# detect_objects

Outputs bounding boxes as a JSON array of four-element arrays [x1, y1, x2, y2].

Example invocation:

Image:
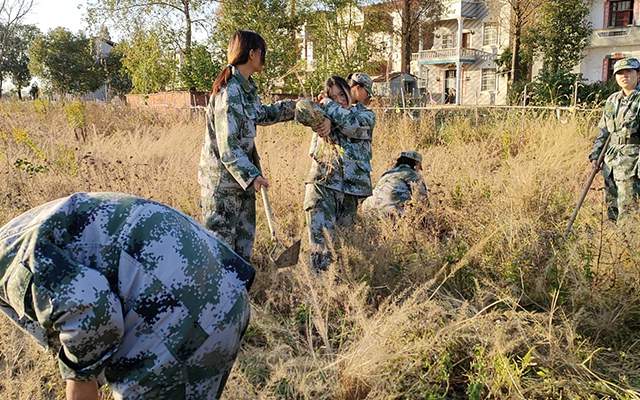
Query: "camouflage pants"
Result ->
[[202, 187, 256, 260], [304, 183, 359, 272], [602, 167, 619, 221], [613, 175, 640, 221]]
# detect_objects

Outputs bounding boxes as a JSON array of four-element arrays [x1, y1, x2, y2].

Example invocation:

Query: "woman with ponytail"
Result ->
[[199, 30, 315, 261]]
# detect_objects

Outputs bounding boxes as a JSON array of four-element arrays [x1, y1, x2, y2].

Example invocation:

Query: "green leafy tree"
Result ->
[[213, 0, 301, 94], [179, 43, 220, 92], [101, 47, 133, 97], [529, 0, 592, 75], [118, 29, 177, 94], [0, 24, 39, 99], [29, 27, 105, 96], [0, 0, 35, 97]]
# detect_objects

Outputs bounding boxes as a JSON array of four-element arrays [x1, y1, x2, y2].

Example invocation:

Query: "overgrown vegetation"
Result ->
[[0, 102, 639, 399]]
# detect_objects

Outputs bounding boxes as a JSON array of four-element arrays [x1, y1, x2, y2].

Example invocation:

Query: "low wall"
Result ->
[[126, 91, 209, 109]]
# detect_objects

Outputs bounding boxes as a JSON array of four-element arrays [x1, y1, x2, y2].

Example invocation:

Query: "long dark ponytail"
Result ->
[[211, 30, 267, 97]]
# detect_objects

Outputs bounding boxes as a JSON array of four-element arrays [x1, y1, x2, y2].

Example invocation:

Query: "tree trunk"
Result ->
[[401, 0, 411, 73], [183, 0, 192, 56], [0, 78, 3, 99], [511, 20, 521, 83], [17, 84, 22, 100]]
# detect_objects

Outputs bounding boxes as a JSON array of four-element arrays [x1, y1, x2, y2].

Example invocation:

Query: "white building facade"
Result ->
[[410, 0, 511, 105], [578, 0, 640, 82]]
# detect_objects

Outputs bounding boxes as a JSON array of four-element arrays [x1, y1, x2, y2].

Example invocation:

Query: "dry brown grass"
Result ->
[[1, 101, 639, 399]]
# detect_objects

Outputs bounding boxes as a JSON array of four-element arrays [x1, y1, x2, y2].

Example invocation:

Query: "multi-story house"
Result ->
[[298, 0, 512, 105], [410, 0, 511, 105], [578, 0, 640, 82]]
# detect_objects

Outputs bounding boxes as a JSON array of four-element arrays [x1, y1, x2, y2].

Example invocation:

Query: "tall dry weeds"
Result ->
[[0, 101, 639, 399]]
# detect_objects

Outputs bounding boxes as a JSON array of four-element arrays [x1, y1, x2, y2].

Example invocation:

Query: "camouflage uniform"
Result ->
[[0, 193, 254, 399], [296, 94, 376, 271], [590, 58, 640, 221], [198, 66, 296, 260], [362, 151, 428, 216]]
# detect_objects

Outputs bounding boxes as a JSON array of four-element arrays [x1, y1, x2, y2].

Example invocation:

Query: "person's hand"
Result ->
[[313, 118, 331, 138], [66, 379, 99, 400], [592, 159, 600, 170], [316, 92, 325, 102], [253, 176, 270, 192]]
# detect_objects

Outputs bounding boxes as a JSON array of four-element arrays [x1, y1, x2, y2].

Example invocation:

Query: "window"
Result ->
[[483, 23, 498, 46], [606, 56, 624, 80], [481, 69, 496, 91], [441, 33, 455, 48], [609, 0, 634, 27]]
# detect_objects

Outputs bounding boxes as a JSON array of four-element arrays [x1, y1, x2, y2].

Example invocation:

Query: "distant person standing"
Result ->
[[589, 57, 640, 221], [362, 151, 428, 217], [198, 30, 324, 261], [29, 82, 39, 100]]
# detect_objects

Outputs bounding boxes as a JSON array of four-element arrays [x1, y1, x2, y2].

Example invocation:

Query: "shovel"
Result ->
[[260, 187, 301, 267]]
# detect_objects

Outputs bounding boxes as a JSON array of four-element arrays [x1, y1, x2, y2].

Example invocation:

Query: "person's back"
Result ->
[[0, 192, 254, 399], [363, 151, 428, 216]]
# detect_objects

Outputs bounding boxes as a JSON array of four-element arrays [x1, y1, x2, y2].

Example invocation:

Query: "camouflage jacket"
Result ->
[[590, 86, 640, 179], [306, 99, 376, 197], [0, 193, 254, 388], [362, 164, 428, 214], [199, 66, 296, 192]]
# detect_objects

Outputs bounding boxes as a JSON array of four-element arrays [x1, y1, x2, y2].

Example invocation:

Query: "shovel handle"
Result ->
[[260, 187, 277, 239]]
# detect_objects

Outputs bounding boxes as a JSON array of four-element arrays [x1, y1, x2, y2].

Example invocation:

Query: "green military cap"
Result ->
[[613, 58, 640, 75], [348, 72, 373, 97], [399, 150, 422, 163], [295, 99, 326, 127]]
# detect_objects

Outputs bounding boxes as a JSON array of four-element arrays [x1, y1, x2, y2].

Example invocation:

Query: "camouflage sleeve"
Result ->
[[412, 178, 428, 201], [214, 86, 262, 190], [589, 113, 610, 161], [256, 99, 296, 126], [34, 240, 124, 381], [320, 99, 376, 140]]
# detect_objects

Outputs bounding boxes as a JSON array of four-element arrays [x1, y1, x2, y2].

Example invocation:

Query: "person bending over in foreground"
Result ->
[[0, 192, 254, 400], [362, 150, 428, 217]]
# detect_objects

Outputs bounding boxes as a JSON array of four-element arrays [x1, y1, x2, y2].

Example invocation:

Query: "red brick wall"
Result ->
[[604, 0, 611, 28], [126, 91, 209, 109]]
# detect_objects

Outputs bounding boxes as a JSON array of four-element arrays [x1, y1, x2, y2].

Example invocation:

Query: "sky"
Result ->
[[23, 0, 86, 35]]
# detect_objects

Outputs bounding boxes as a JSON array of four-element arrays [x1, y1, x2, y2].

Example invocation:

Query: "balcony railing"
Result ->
[[412, 48, 488, 65]]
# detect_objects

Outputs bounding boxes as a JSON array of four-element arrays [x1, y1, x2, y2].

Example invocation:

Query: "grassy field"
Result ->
[[0, 100, 639, 399]]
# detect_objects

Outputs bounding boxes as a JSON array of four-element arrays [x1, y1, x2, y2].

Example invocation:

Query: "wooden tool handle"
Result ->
[[260, 187, 277, 239]]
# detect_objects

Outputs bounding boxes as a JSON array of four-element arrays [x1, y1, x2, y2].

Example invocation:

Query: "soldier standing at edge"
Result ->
[[590, 57, 640, 221], [0, 193, 255, 399], [198, 30, 329, 261]]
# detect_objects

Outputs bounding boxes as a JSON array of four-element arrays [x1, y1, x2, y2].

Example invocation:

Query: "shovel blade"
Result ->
[[274, 239, 301, 268]]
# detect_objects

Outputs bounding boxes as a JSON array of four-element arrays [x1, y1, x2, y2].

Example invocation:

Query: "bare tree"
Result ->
[[499, 0, 537, 83], [366, 0, 443, 73]]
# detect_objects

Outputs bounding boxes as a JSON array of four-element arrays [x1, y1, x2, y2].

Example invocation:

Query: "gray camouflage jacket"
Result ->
[[362, 164, 428, 214], [199, 66, 296, 192], [0, 193, 254, 393], [590, 85, 640, 179], [306, 99, 376, 197]]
